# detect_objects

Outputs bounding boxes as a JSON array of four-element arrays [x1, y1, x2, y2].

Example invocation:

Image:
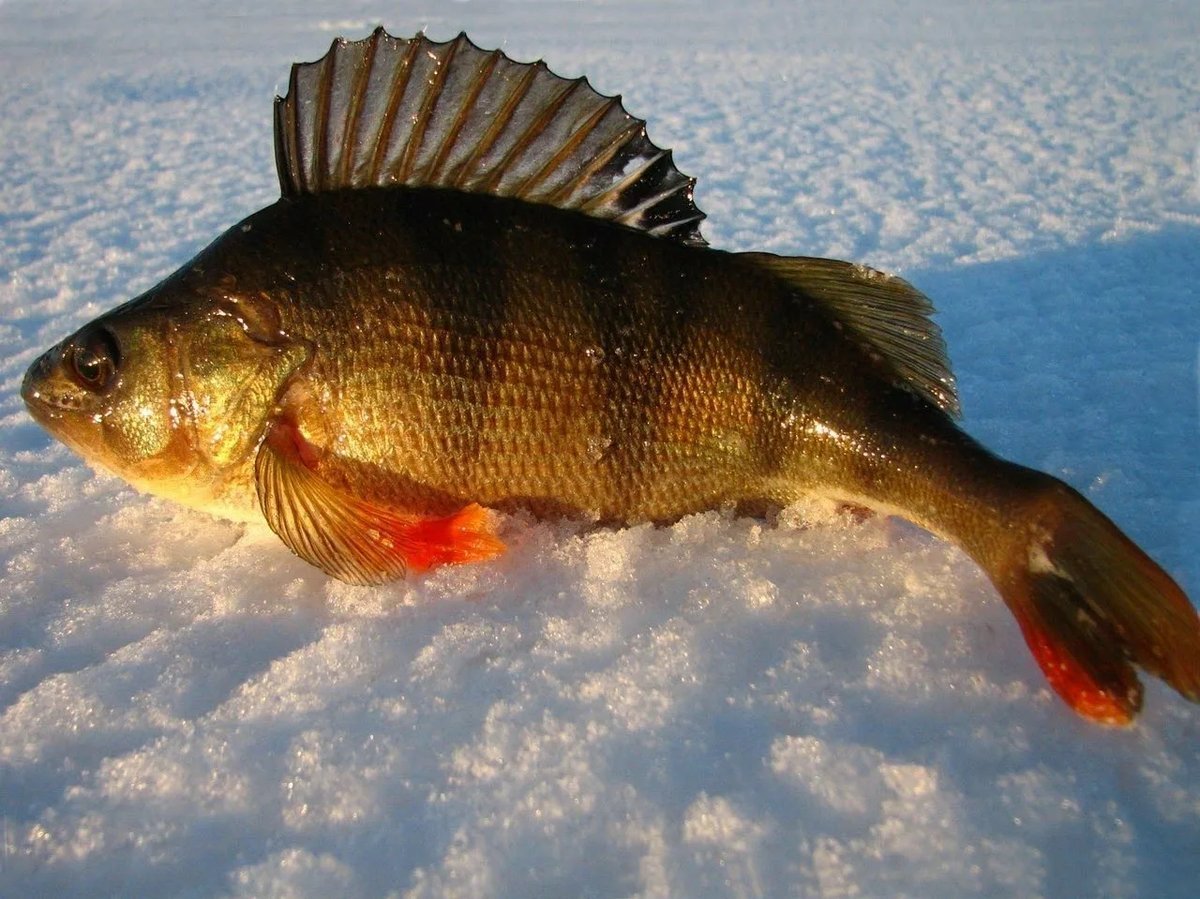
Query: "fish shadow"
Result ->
[[911, 224, 1200, 593]]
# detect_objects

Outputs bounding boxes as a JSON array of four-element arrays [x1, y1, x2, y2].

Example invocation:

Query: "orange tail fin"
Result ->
[[992, 480, 1200, 725]]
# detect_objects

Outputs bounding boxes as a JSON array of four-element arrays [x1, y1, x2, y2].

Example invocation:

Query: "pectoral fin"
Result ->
[[254, 420, 504, 584]]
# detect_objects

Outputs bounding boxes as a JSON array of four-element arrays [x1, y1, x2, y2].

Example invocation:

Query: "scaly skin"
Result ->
[[147, 187, 999, 529]]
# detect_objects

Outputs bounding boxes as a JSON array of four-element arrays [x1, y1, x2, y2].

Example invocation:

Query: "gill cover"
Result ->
[[178, 294, 310, 477]]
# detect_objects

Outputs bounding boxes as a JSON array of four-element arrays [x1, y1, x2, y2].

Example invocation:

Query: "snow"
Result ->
[[2, 0, 1199, 895]]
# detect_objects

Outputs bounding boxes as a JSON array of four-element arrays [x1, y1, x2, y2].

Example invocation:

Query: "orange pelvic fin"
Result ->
[[995, 481, 1200, 726], [254, 420, 503, 584]]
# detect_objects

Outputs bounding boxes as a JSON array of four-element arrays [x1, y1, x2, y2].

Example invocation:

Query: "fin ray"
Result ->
[[426, 47, 502, 184], [366, 31, 421, 185], [475, 72, 583, 195], [334, 27, 378, 187], [524, 93, 622, 200]]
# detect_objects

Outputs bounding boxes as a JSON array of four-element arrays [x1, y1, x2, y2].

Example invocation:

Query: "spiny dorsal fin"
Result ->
[[274, 28, 707, 245], [742, 253, 960, 416]]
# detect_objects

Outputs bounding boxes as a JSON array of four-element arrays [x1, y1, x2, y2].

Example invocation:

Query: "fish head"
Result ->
[[22, 283, 309, 518], [22, 304, 178, 478]]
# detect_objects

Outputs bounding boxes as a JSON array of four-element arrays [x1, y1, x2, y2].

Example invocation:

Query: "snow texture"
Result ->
[[2, 1, 1199, 896]]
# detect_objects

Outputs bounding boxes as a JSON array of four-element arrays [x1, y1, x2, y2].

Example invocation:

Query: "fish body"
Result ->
[[22, 29, 1200, 724], [132, 188, 963, 518]]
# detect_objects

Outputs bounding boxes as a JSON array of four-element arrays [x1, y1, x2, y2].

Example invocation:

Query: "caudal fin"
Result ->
[[992, 480, 1200, 725]]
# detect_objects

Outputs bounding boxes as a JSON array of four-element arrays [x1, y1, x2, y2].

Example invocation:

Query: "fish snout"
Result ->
[[21, 342, 95, 423], [21, 347, 59, 417]]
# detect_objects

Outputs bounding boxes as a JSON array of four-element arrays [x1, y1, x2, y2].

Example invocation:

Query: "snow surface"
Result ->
[[2, 1, 1200, 896]]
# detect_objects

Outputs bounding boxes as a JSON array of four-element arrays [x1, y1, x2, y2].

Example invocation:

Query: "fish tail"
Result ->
[[989, 477, 1200, 725]]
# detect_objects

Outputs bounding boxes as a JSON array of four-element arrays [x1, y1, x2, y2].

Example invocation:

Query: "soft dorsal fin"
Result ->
[[274, 28, 707, 245], [742, 253, 960, 416]]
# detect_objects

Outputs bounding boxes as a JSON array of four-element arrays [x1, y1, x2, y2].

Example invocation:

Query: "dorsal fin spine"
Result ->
[[367, 34, 421, 185], [616, 173, 693, 225], [518, 82, 614, 199], [273, 80, 296, 195], [540, 94, 625, 205], [580, 145, 665, 213], [396, 33, 462, 185], [554, 115, 642, 207], [312, 49, 337, 192], [335, 30, 380, 187], [508, 78, 592, 197], [279, 64, 303, 194], [650, 209, 704, 239], [454, 60, 539, 191], [474, 63, 558, 194], [427, 44, 502, 183]]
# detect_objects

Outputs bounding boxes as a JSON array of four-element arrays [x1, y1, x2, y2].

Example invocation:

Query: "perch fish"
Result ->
[[22, 29, 1200, 725]]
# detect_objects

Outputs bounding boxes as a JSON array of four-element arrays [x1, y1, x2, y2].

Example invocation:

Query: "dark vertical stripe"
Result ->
[[751, 288, 797, 479], [419, 190, 522, 475], [570, 222, 704, 513]]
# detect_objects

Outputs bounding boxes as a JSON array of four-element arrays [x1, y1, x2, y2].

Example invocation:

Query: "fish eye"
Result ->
[[68, 326, 121, 391]]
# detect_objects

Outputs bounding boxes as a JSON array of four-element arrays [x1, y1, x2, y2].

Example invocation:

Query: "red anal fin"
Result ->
[[254, 420, 503, 585]]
